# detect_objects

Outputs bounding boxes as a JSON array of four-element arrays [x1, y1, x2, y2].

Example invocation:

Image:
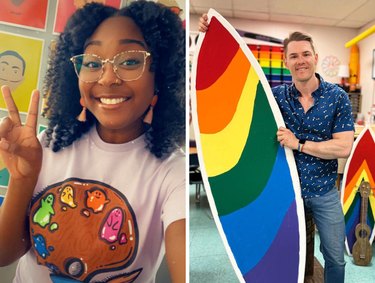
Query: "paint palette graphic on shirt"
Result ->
[[190, 9, 306, 283], [29, 178, 141, 282], [341, 126, 375, 255]]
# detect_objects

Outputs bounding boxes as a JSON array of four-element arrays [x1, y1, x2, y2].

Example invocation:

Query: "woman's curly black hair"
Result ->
[[42, 0, 185, 159]]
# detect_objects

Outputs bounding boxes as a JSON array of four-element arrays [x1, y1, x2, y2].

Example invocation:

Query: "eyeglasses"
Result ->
[[70, 50, 151, 83]]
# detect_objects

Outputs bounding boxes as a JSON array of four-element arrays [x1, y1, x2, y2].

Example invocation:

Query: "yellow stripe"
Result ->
[[200, 67, 258, 177], [369, 194, 375, 222], [259, 59, 284, 67]]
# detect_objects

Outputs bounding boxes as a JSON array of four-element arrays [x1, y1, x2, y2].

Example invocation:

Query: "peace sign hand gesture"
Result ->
[[0, 85, 42, 181]]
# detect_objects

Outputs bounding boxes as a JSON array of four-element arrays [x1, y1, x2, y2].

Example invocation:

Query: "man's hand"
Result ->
[[198, 13, 209, 32], [277, 126, 299, 150]]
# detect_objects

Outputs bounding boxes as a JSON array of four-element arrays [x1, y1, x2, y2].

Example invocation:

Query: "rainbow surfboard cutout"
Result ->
[[341, 126, 375, 255], [191, 9, 306, 283]]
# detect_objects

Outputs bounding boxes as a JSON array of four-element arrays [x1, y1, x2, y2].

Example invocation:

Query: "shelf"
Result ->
[[348, 92, 361, 119]]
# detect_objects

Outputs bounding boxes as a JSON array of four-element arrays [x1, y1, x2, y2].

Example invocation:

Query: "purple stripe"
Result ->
[[243, 201, 300, 282]]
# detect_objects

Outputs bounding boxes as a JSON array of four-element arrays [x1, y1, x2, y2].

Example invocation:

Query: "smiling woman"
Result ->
[[44, 1, 185, 156], [71, 15, 157, 144], [0, 1, 186, 283]]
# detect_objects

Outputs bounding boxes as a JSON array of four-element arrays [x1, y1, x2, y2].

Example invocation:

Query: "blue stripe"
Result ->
[[346, 197, 360, 236], [220, 146, 297, 273]]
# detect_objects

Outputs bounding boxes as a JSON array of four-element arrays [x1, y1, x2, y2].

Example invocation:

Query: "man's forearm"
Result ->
[[300, 131, 354, 160]]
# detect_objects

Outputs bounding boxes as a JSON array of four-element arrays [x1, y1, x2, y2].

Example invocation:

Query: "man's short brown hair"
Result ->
[[283, 31, 316, 55]]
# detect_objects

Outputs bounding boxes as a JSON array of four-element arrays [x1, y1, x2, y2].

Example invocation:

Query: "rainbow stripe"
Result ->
[[248, 45, 292, 87], [341, 127, 375, 255], [192, 10, 305, 283]]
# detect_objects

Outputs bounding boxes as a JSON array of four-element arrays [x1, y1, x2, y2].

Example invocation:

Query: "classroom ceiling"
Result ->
[[189, 0, 375, 29]]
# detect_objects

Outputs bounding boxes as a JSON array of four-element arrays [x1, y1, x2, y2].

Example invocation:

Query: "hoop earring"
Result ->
[[77, 98, 87, 122], [143, 95, 158, 126]]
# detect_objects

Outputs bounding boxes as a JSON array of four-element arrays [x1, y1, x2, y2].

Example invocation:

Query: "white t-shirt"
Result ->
[[13, 127, 186, 283]]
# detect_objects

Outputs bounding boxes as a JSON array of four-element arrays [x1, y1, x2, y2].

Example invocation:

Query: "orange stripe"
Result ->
[[343, 160, 374, 202], [257, 53, 283, 60], [197, 49, 251, 134]]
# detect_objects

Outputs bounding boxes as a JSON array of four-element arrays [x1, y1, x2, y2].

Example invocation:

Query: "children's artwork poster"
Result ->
[[248, 44, 292, 87], [53, 0, 122, 34], [0, 0, 48, 30], [0, 32, 44, 114]]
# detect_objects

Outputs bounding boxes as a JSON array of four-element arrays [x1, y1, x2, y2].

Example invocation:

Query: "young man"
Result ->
[[199, 15, 354, 283], [274, 31, 353, 283]]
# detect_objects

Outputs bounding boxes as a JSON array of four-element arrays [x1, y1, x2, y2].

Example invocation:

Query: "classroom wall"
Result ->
[[190, 14, 375, 120], [357, 21, 375, 120]]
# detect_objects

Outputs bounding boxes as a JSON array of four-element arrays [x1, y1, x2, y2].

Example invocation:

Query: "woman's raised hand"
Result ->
[[0, 85, 42, 180]]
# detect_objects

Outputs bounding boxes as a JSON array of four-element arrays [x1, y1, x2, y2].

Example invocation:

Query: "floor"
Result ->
[[189, 185, 375, 283]]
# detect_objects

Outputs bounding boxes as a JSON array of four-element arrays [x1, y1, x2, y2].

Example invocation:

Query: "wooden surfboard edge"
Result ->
[[190, 8, 306, 283]]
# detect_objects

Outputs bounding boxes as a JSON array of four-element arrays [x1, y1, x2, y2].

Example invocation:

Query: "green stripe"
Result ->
[[209, 82, 279, 216], [262, 67, 291, 75]]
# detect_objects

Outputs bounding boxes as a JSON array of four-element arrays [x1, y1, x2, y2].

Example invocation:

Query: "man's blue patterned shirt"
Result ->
[[272, 74, 354, 198]]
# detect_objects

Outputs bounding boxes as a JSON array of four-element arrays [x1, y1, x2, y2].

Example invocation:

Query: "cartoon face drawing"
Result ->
[[101, 207, 124, 243], [33, 193, 55, 228], [60, 185, 77, 208], [0, 50, 26, 91], [32, 234, 50, 259], [29, 179, 138, 282], [86, 188, 110, 213]]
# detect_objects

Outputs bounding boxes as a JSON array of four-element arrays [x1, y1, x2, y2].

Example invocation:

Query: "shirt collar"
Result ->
[[290, 73, 325, 99]]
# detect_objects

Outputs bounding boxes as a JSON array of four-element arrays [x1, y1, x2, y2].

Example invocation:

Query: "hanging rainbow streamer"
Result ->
[[341, 126, 375, 255], [191, 9, 306, 283]]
